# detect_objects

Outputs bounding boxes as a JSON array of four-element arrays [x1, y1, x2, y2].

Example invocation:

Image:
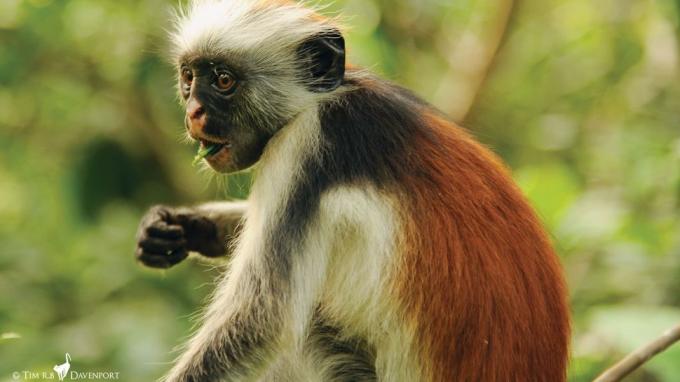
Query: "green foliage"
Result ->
[[1, 0, 679, 380]]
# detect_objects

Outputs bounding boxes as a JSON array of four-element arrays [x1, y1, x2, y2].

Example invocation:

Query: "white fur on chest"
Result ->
[[315, 186, 425, 381], [316, 186, 399, 335]]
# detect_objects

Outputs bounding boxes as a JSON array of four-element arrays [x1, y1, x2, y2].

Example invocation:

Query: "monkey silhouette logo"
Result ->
[[53, 353, 71, 381]]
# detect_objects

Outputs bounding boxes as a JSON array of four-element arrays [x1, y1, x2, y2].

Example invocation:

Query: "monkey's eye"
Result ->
[[180, 66, 193, 93], [213, 69, 237, 94]]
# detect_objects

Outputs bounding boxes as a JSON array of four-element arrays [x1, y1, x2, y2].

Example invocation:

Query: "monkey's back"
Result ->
[[321, 74, 570, 381], [397, 115, 570, 381]]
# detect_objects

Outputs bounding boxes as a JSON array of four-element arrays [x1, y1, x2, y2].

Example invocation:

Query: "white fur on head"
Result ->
[[171, 0, 339, 63]]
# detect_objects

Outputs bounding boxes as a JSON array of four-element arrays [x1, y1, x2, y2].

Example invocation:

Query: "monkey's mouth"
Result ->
[[199, 139, 231, 154], [194, 138, 233, 171]]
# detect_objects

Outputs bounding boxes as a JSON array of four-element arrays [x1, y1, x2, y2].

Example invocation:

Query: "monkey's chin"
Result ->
[[204, 146, 235, 173]]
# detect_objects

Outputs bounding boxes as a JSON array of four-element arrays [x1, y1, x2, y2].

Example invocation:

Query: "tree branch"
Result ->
[[436, 0, 516, 122], [594, 323, 680, 382]]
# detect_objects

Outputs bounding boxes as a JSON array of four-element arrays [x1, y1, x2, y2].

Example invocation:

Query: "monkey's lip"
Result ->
[[199, 138, 231, 153], [199, 139, 232, 169]]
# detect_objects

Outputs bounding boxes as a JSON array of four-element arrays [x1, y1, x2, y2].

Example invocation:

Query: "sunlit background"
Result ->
[[1, 0, 680, 380]]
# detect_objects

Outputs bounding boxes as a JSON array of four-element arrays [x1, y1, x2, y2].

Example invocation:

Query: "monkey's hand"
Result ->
[[135, 205, 229, 269]]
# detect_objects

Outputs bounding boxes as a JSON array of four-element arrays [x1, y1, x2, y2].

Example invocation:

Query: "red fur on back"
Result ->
[[396, 114, 570, 381]]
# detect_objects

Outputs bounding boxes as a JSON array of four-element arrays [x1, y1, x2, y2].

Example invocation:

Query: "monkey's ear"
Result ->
[[298, 30, 345, 92]]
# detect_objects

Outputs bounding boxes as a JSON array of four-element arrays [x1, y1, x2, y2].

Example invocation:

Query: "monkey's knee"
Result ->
[[306, 317, 377, 382]]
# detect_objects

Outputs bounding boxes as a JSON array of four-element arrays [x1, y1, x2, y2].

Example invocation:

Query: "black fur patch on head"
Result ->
[[297, 30, 346, 92]]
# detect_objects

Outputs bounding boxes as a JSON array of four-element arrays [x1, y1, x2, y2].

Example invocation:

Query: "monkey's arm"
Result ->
[[135, 201, 247, 268]]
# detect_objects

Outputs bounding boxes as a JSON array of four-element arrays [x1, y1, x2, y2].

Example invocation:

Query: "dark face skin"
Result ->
[[178, 32, 345, 174], [179, 59, 274, 173]]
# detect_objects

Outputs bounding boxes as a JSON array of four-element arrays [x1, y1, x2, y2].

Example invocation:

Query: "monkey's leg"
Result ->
[[162, 258, 293, 382], [255, 350, 320, 382], [304, 314, 377, 382], [256, 313, 376, 382]]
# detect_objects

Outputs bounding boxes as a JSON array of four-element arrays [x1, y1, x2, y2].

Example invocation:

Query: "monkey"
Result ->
[[134, 0, 570, 381]]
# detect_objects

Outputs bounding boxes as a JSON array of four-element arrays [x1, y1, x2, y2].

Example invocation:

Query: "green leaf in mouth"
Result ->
[[192, 144, 223, 166]]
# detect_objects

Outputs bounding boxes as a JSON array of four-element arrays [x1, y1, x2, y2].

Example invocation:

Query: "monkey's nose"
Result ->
[[186, 98, 206, 137]]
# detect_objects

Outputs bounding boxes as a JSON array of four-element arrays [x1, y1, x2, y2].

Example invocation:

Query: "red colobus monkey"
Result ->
[[134, 0, 570, 381]]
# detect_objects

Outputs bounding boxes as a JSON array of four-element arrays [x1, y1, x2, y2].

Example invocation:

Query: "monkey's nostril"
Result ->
[[187, 99, 205, 121], [189, 105, 205, 121], [186, 100, 207, 137]]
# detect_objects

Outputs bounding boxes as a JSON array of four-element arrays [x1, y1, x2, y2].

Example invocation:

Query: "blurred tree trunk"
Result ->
[[433, 0, 516, 123]]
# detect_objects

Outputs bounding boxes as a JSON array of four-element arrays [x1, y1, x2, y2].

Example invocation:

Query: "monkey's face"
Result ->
[[179, 58, 284, 173], [178, 34, 344, 173], [173, 2, 346, 173]]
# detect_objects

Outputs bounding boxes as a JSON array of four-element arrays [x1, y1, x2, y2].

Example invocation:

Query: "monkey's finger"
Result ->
[[136, 248, 188, 269], [165, 249, 189, 264], [147, 222, 185, 239], [169, 213, 212, 230], [138, 236, 187, 253], [137, 251, 170, 268]]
